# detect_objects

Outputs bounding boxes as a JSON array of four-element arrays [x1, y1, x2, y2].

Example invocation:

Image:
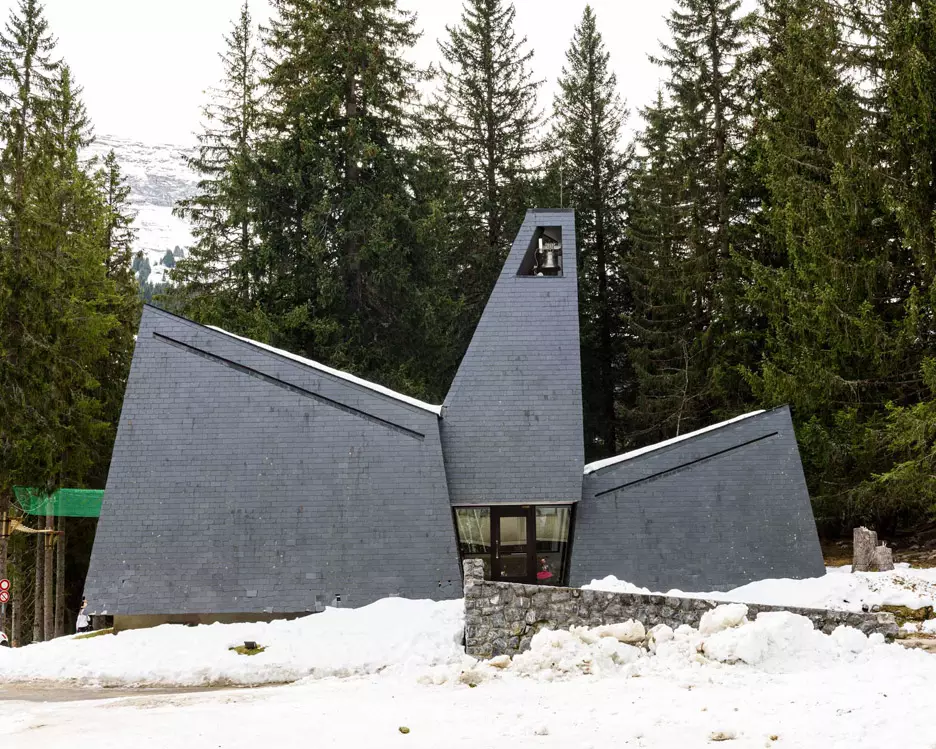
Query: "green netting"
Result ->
[[12, 487, 104, 518]]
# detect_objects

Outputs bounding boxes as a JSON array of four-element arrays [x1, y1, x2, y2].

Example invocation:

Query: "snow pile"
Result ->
[[0, 598, 464, 688], [422, 603, 908, 687], [699, 612, 885, 670], [585, 564, 936, 613], [0, 591, 927, 690], [698, 602, 748, 634]]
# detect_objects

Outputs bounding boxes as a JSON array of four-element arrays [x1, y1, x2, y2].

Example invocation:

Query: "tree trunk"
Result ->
[[344, 67, 363, 314], [54, 517, 66, 637], [0, 492, 8, 636], [43, 514, 54, 639], [12, 599, 19, 647], [12, 537, 21, 647], [594, 206, 617, 454], [852, 526, 878, 573], [0, 492, 8, 581], [33, 534, 43, 642]]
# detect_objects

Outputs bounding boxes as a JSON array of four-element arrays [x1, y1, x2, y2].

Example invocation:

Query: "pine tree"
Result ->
[[98, 151, 136, 280], [250, 0, 440, 396], [0, 53, 137, 502], [627, 0, 755, 444], [0, 0, 58, 256], [28, 64, 122, 487], [172, 1, 261, 326], [0, 0, 61, 505], [745, 0, 921, 531], [429, 0, 542, 319], [626, 93, 701, 444], [551, 5, 631, 458], [93, 150, 141, 452], [822, 0, 936, 530]]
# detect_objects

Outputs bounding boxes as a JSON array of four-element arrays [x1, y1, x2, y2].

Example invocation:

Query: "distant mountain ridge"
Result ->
[[86, 134, 198, 286]]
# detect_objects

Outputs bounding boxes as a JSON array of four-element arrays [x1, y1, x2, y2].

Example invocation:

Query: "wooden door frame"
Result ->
[[491, 505, 536, 584]]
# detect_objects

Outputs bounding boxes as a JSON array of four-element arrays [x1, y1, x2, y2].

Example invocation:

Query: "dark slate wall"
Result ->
[[441, 210, 584, 505], [83, 307, 461, 616], [570, 407, 825, 591]]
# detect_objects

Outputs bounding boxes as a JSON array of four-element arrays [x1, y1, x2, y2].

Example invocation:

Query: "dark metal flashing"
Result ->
[[153, 332, 426, 441], [594, 432, 779, 497], [143, 304, 440, 418]]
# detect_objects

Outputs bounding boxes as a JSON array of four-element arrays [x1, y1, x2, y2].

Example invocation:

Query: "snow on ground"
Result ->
[[2, 600, 935, 748], [0, 598, 464, 687], [3, 569, 936, 747], [585, 563, 936, 613]]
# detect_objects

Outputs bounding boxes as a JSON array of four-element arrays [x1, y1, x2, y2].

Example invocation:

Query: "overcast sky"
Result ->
[[3, 0, 675, 145]]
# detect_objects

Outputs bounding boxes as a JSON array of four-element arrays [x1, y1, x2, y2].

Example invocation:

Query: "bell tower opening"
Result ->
[[517, 226, 563, 277]]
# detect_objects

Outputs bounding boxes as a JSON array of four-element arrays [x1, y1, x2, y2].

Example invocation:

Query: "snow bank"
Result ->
[[1, 591, 930, 690], [0, 598, 464, 688], [421, 603, 922, 687], [584, 564, 936, 613]]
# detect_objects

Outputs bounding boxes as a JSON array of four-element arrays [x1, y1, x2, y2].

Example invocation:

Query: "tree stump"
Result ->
[[853, 527, 878, 572]]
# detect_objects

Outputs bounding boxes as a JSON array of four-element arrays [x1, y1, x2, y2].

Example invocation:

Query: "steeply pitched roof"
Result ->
[[205, 324, 443, 415], [583, 410, 767, 474]]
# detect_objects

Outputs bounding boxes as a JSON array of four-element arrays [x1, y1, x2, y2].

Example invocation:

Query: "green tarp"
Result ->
[[12, 487, 104, 518]]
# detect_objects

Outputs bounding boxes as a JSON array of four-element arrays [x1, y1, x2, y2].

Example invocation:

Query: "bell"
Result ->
[[539, 239, 561, 275]]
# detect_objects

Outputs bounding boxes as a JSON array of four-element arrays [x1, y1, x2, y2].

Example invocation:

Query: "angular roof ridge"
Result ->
[[203, 324, 442, 415], [583, 410, 767, 474]]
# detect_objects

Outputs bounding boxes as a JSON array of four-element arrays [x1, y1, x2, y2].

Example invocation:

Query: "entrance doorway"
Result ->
[[491, 506, 535, 583], [453, 504, 575, 586]]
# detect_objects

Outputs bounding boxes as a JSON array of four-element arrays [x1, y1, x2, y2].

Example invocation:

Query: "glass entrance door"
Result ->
[[491, 506, 535, 583]]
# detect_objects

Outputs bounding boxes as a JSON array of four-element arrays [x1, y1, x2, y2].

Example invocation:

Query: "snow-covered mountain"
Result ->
[[86, 134, 198, 285]]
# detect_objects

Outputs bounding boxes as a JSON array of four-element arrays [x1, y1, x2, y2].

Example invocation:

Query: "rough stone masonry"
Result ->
[[462, 559, 898, 658]]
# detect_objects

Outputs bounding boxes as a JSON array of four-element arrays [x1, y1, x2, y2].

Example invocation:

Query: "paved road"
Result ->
[[0, 684, 224, 703]]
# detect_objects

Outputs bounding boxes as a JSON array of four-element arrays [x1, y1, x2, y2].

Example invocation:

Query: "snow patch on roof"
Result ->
[[206, 325, 442, 415], [583, 410, 766, 474]]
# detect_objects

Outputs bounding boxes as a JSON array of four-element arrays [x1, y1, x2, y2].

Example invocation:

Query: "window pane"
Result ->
[[497, 514, 528, 578], [455, 508, 491, 578], [498, 515, 526, 546], [535, 506, 571, 585]]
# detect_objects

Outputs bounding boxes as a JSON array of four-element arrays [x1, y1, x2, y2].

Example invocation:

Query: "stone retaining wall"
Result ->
[[462, 559, 898, 658]]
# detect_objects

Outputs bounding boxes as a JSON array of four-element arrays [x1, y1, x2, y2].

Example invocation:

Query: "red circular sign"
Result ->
[[0, 579, 9, 592], [0, 591, 10, 604]]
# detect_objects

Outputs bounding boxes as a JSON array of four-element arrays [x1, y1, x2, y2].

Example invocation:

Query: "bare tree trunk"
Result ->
[[54, 517, 66, 637], [33, 534, 43, 642], [43, 514, 54, 639]]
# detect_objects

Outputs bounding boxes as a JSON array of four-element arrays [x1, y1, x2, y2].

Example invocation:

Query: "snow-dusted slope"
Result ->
[[86, 134, 197, 285]]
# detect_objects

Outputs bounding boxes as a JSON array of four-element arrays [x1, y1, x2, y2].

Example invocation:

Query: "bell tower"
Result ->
[[440, 209, 584, 506]]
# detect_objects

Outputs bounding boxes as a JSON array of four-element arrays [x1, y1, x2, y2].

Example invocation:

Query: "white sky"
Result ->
[[2, 0, 675, 145]]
